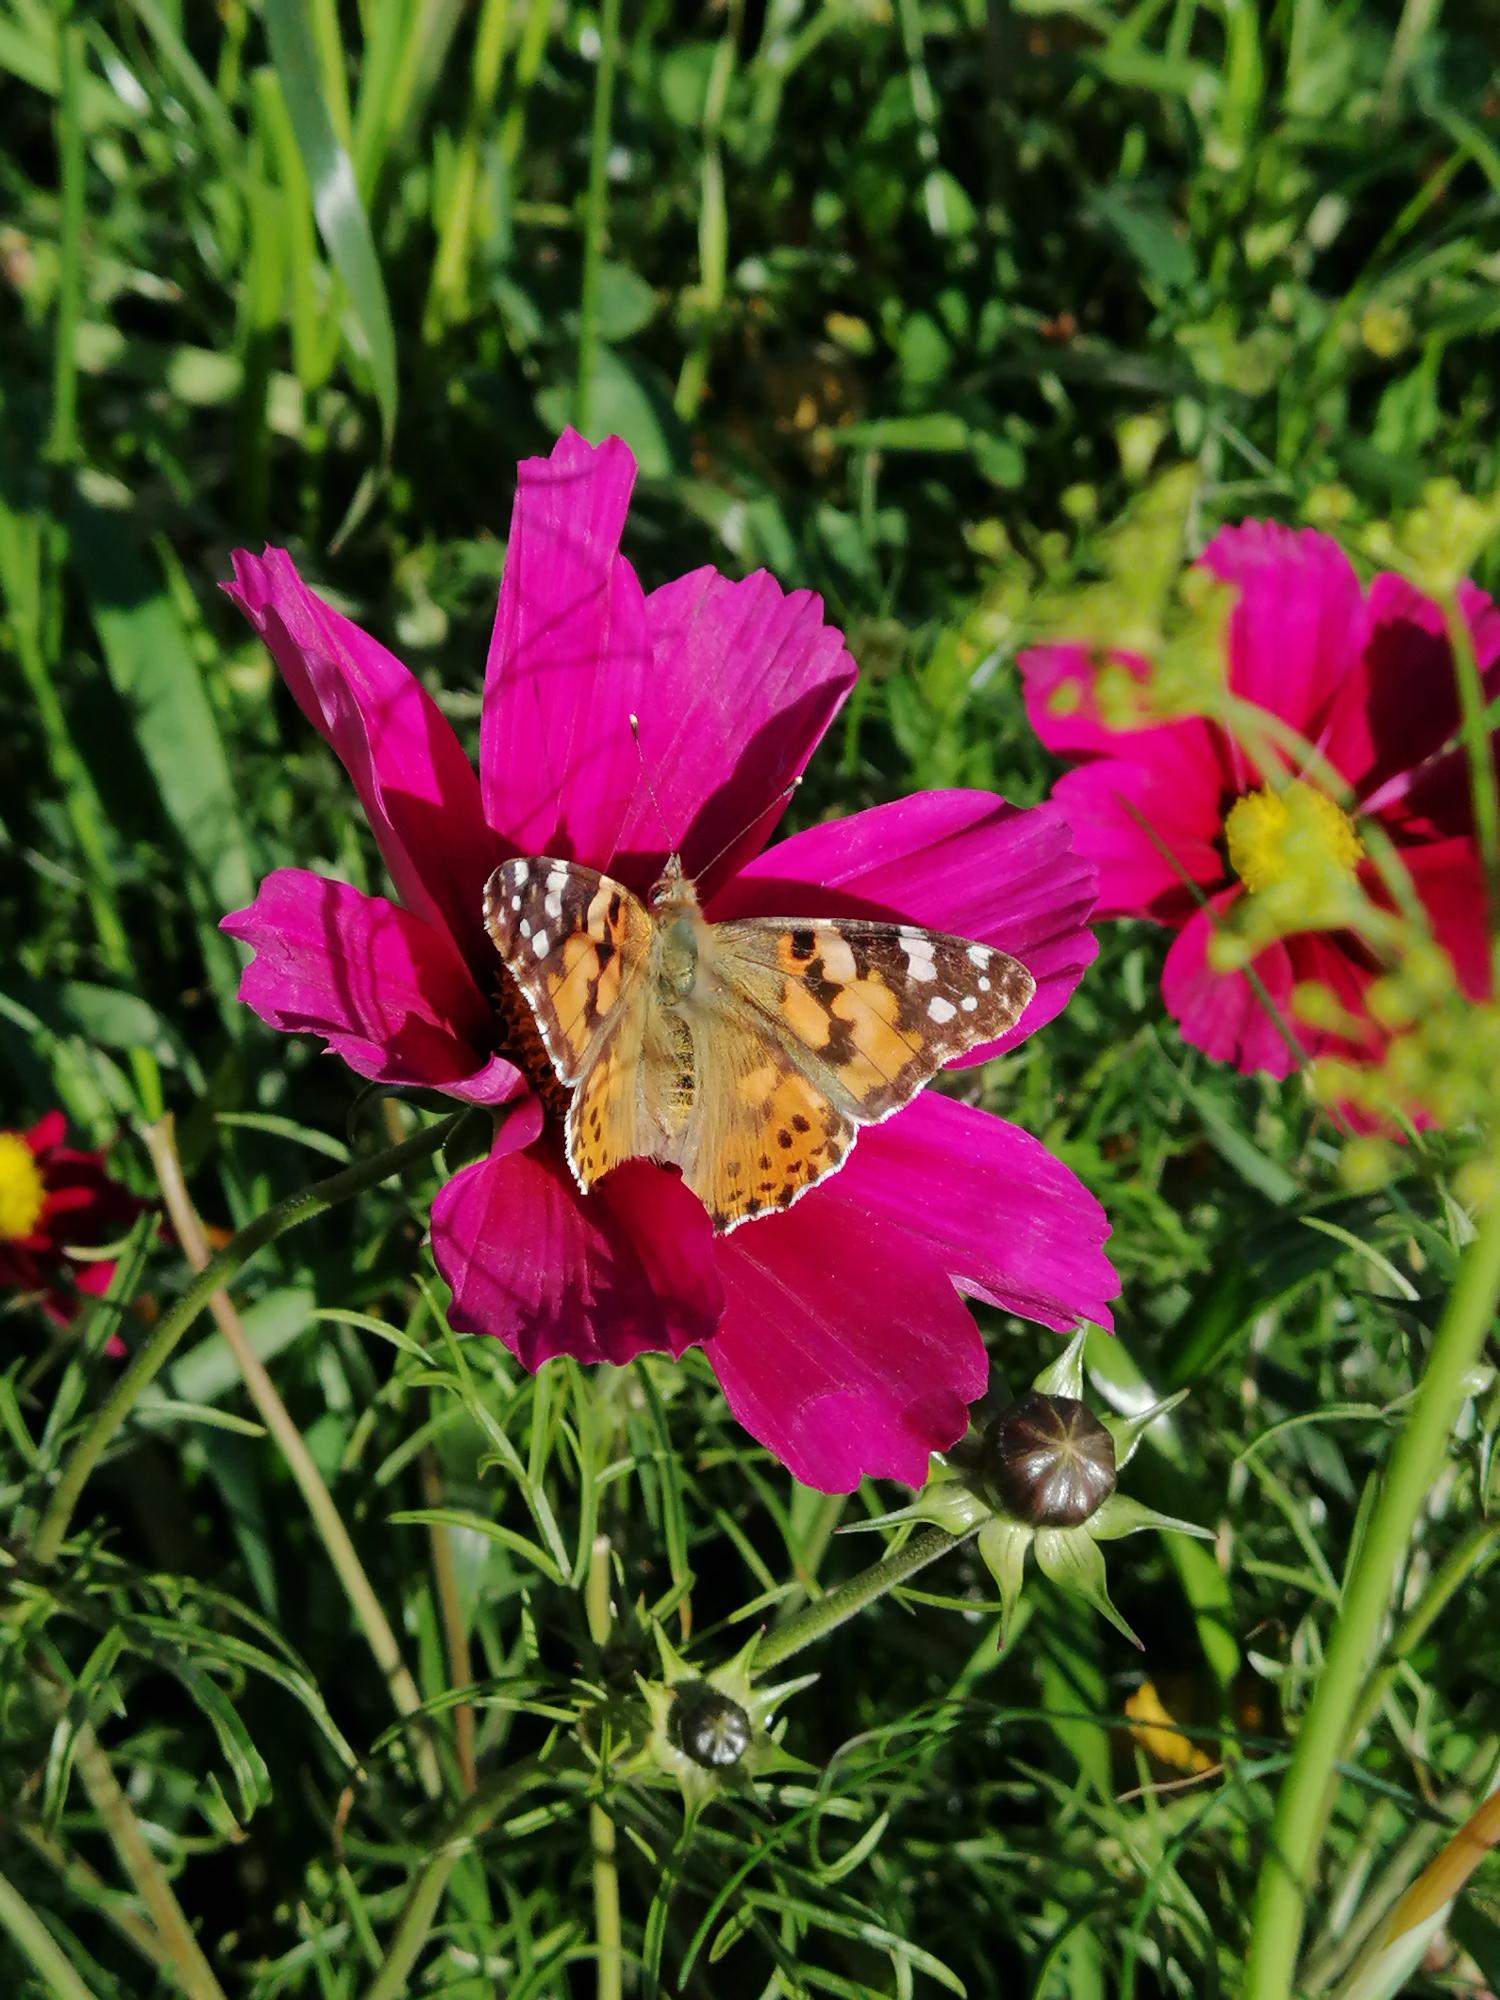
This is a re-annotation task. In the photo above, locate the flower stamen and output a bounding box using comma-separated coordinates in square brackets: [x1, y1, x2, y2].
[1224, 780, 1363, 896]
[0, 1132, 46, 1242]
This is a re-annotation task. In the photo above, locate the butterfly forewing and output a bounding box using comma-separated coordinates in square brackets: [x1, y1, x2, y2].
[483, 857, 653, 1087]
[708, 918, 1035, 1121]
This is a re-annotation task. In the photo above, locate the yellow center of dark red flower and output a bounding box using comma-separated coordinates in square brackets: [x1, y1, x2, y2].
[1224, 780, 1364, 896]
[0, 1132, 46, 1241]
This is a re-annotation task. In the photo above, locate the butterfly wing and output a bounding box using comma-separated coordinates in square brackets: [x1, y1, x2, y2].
[665, 1005, 858, 1232]
[711, 918, 1035, 1115]
[674, 918, 1034, 1230]
[484, 858, 658, 1186]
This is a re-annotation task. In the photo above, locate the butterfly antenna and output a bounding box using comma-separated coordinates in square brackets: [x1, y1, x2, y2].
[628, 713, 675, 854]
[693, 775, 802, 883]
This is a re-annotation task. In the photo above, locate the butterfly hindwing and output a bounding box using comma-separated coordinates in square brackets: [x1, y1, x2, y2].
[667, 1004, 857, 1231]
[708, 918, 1035, 1121]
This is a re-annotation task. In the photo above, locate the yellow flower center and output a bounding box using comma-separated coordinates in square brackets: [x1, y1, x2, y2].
[1224, 780, 1364, 896]
[0, 1132, 47, 1241]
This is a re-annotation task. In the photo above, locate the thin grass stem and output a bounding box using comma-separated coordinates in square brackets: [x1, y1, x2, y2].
[70, 1720, 230, 2000]
[0, 1861, 99, 2000]
[139, 1116, 444, 1801]
[32, 1112, 462, 1568]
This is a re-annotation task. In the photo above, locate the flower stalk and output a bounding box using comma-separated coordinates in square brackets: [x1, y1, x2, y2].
[754, 1524, 974, 1672]
[1243, 1176, 1500, 2000]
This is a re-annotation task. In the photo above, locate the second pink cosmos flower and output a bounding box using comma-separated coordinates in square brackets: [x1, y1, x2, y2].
[1021, 524, 1499, 1091]
[222, 431, 1116, 1492]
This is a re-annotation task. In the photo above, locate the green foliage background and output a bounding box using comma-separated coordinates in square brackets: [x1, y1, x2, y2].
[2, 1, 1500, 1995]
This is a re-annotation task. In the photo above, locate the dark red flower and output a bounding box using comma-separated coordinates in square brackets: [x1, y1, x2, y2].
[0, 1113, 144, 1339]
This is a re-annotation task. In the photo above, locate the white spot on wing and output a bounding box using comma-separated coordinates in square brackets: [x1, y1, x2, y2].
[519, 919, 532, 938]
[978, 976, 991, 992]
[900, 934, 937, 982]
[819, 932, 858, 982]
[967, 945, 991, 967]
[511, 894, 523, 912]
[928, 995, 957, 1024]
[531, 931, 550, 957]
[961, 995, 978, 1012]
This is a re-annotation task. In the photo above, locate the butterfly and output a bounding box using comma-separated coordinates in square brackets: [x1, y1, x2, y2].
[484, 853, 1035, 1233]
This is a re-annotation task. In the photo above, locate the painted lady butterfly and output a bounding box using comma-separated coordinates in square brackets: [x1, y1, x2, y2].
[484, 854, 1034, 1232]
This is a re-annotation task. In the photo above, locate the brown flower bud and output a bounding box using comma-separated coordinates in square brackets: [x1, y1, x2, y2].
[668, 1682, 753, 1770]
[982, 1390, 1117, 1528]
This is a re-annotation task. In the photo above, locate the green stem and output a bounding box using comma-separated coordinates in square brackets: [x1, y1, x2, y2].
[673, 16, 737, 421]
[361, 1758, 553, 2000]
[0, 1861, 99, 2000]
[1242, 1183, 1500, 2000]
[591, 1803, 623, 2000]
[424, 0, 511, 335]
[15, 1820, 174, 1977]
[586, 1535, 623, 2000]
[48, 21, 84, 472]
[140, 1116, 444, 1801]
[18, 21, 163, 1119]
[1345, 1515, 1500, 1748]
[32, 1112, 462, 1567]
[754, 1525, 973, 1673]
[574, 0, 622, 433]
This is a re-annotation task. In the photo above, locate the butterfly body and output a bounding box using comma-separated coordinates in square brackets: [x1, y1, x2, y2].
[485, 854, 1035, 1232]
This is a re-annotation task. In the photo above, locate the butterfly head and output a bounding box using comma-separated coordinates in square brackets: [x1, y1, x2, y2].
[645, 854, 704, 1000]
[646, 852, 700, 916]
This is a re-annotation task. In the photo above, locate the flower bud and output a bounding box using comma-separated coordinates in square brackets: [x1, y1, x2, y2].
[668, 1682, 753, 1771]
[633, 1629, 816, 1815]
[982, 1390, 1116, 1528]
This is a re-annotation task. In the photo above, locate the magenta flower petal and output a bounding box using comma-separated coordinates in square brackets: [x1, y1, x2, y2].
[226, 551, 492, 969]
[26, 1110, 68, 1154]
[1020, 641, 1228, 771]
[1397, 839, 1493, 999]
[432, 1102, 724, 1369]
[221, 869, 523, 1104]
[1161, 893, 1380, 1077]
[1203, 522, 1366, 746]
[1051, 759, 1226, 922]
[1328, 572, 1500, 804]
[479, 431, 651, 865]
[837, 1093, 1117, 1331]
[616, 568, 857, 888]
[1160, 894, 1300, 1077]
[715, 790, 1097, 1061]
[707, 1189, 989, 1491]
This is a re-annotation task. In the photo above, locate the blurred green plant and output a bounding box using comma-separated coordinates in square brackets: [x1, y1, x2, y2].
[4, 1, 1500, 1995]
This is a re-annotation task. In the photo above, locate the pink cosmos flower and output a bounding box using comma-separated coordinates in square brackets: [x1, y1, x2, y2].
[1021, 522, 1498, 1088]
[221, 431, 1116, 1491]
[0, 1113, 144, 1338]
